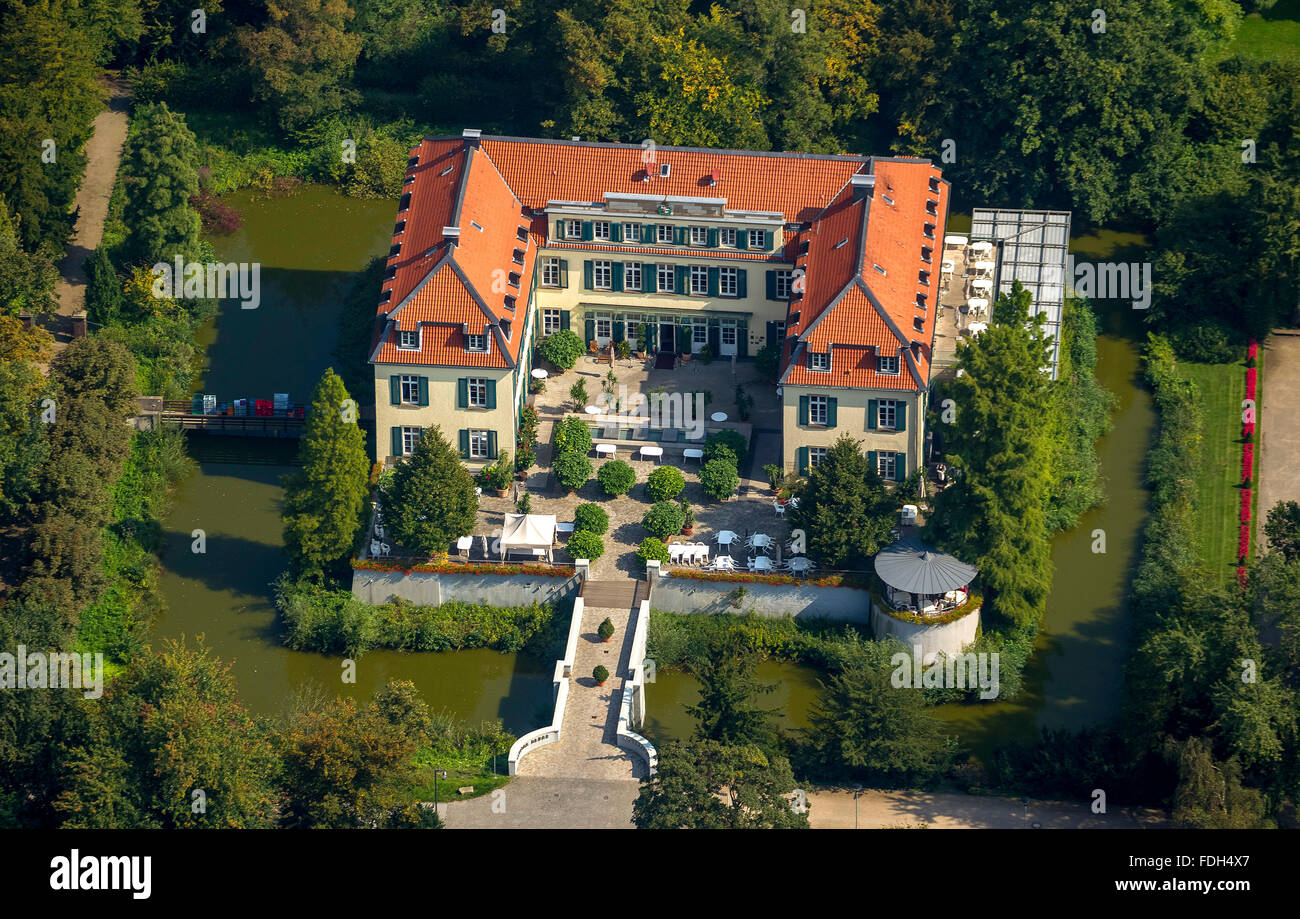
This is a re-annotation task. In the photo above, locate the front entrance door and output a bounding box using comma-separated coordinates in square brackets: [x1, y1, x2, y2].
[595, 317, 612, 347]
[658, 322, 675, 353]
[720, 322, 738, 356]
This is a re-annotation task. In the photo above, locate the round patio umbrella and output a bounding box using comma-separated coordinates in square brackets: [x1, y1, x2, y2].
[973, 260, 996, 272]
[967, 321, 989, 335]
[874, 538, 977, 595]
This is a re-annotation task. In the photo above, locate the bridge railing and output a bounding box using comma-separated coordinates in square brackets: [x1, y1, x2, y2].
[507, 595, 585, 775]
[616, 598, 658, 776]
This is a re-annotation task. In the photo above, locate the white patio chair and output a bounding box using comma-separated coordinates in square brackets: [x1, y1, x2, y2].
[370, 539, 381, 557]
[378, 543, 391, 557]
[773, 499, 786, 517]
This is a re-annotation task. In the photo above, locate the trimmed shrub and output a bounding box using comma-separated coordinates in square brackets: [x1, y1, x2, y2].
[637, 537, 672, 565]
[700, 457, 740, 500]
[553, 450, 592, 492]
[573, 503, 609, 536]
[597, 459, 636, 496]
[553, 415, 593, 455]
[642, 500, 685, 539]
[538, 329, 583, 369]
[598, 617, 615, 640]
[646, 466, 686, 502]
[593, 664, 609, 684]
[568, 530, 604, 561]
[704, 429, 748, 466]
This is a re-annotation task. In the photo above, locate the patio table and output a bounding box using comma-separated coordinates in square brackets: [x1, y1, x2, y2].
[748, 533, 773, 550]
[584, 405, 602, 415]
[710, 555, 736, 571]
[683, 448, 704, 462]
[787, 556, 815, 573]
[749, 556, 774, 572]
[456, 536, 473, 558]
[595, 443, 617, 457]
[715, 530, 739, 548]
[710, 412, 728, 422]
[639, 446, 664, 462]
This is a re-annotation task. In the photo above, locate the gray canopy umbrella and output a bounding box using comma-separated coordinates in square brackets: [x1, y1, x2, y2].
[874, 538, 977, 595]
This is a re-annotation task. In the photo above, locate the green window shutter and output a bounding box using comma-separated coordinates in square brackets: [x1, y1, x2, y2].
[560, 310, 570, 330]
[797, 446, 809, 476]
[765, 271, 776, 300]
[555, 220, 565, 240]
[459, 429, 470, 458]
[581, 221, 593, 241]
[707, 267, 719, 297]
[798, 395, 809, 426]
[737, 231, 748, 251]
[583, 260, 594, 290]
[764, 230, 773, 250]
[645, 224, 656, 243]
[867, 399, 878, 429]
[707, 228, 718, 247]
[391, 427, 402, 458]
[708, 325, 720, 354]
[418, 376, 429, 406]
[868, 450, 878, 473]
[674, 226, 687, 245]
[612, 262, 624, 292]
[676, 266, 688, 295]
[457, 378, 468, 409]
[389, 375, 400, 405]
[612, 223, 623, 242]
[827, 398, 837, 428]
[486, 381, 496, 410]
[644, 263, 656, 293]
[896, 452, 907, 481]
[897, 402, 907, 432]
[613, 320, 625, 342]
[487, 431, 498, 459]
[585, 318, 595, 342]
[737, 269, 748, 299]
[737, 321, 748, 357]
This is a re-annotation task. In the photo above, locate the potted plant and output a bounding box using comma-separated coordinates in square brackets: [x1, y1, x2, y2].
[598, 617, 615, 642]
[680, 499, 694, 536]
[515, 444, 536, 478]
[593, 664, 609, 687]
[485, 452, 512, 497]
[614, 339, 631, 360]
[764, 464, 784, 492]
[679, 337, 691, 363]
[636, 323, 649, 358]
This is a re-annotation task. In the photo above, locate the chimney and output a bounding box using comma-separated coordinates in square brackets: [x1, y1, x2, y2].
[462, 128, 482, 148]
[850, 174, 875, 200]
[708, 169, 721, 186]
[442, 226, 461, 244]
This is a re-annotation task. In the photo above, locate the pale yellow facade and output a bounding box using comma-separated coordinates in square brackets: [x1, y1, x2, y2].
[780, 384, 926, 481]
[374, 360, 516, 469]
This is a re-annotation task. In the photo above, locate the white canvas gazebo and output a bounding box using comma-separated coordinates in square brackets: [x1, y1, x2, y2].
[499, 513, 557, 561]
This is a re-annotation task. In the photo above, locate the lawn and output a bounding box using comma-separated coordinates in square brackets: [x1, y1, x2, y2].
[405, 735, 512, 804]
[1174, 357, 1255, 584]
[1230, 0, 1300, 62]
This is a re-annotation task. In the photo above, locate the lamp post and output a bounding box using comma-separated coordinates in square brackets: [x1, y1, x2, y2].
[853, 784, 864, 830]
[434, 769, 448, 815]
[1020, 795, 1030, 828]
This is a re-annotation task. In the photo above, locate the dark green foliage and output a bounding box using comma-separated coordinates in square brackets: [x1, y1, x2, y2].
[703, 429, 747, 467]
[645, 466, 685, 502]
[642, 500, 685, 540]
[593, 664, 609, 683]
[788, 435, 893, 569]
[386, 426, 477, 555]
[567, 530, 604, 561]
[552, 450, 592, 492]
[598, 617, 615, 640]
[698, 457, 739, 501]
[84, 247, 125, 325]
[573, 502, 608, 536]
[637, 537, 671, 565]
[1265, 500, 1300, 561]
[537, 329, 583, 370]
[687, 630, 777, 754]
[552, 415, 593, 455]
[282, 369, 370, 580]
[122, 103, 202, 263]
[1170, 737, 1271, 829]
[753, 343, 780, 382]
[597, 458, 636, 496]
[0, 198, 57, 316]
[633, 739, 808, 829]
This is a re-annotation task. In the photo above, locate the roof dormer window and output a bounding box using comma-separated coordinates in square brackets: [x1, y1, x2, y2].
[516, 226, 528, 241]
[512, 248, 525, 265]
[913, 316, 925, 331]
[809, 351, 830, 372]
[504, 295, 517, 311]
[923, 223, 936, 239]
[394, 219, 407, 235]
[399, 192, 412, 211]
[465, 332, 488, 353]
[928, 176, 940, 193]
[508, 271, 521, 287]
[926, 199, 938, 216]
[921, 246, 933, 262]
[919, 270, 930, 286]
[398, 329, 419, 349]
[916, 293, 928, 309]
[403, 174, 415, 186]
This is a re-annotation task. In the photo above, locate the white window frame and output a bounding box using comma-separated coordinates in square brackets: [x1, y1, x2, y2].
[657, 263, 675, 292]
[624, 262, 641, 292]
[809, 351, 830, 372]
[401, 426, 422, 455]
[878, 399, 897, 429]
[775, 270, 793, 300]
[656, 225, 675, 244]
[542, 309, 562, 336]
[465, 333, 488, 353]
[593, 220, 611, 241]
[719, 267, 738, 297]
[692, 320, 708, 346]
[398, 329, 419, 350]
[809, 446, 828, 469]
[721, 323, 738, 352]
[565, 219, 581, 239]
[690, 226, 707, 246]
[541, 257, 560, 287]
[469, 430, 490, 460]
[467, 377, 488, 408]
[689, 265, 708, 295]
[748, 229, 766, 250]
[622, 223, 641, 243]
[720, 228, 738, 247]
[593, 260, 612, 290]
[877, 451, 898, 480]
[400, 375, 420, 405]
[808, 395, 829, 426]
[878, 354, 900, 375]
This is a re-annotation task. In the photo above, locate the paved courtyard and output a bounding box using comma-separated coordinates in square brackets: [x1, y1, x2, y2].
[1256, 332, 1300, 553]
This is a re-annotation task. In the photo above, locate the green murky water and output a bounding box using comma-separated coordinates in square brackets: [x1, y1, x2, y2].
[154, 185, 552, 728]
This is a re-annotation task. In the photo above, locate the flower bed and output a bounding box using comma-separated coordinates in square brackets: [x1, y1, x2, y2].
[1237, 340, 1259, 567]
[352, 558, 572, 577]
[666, 568, 872, 590]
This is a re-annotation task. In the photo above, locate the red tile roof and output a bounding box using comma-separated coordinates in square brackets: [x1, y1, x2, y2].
[373, 135, 947, 381]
